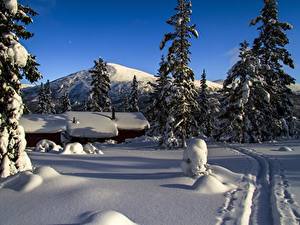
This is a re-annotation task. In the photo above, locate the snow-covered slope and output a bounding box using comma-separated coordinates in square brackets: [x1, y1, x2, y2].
[290, 83, 300, 94]
[22, 63, 222, 112]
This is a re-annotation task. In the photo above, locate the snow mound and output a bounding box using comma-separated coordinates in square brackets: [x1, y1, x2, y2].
[181, 139, 208, 177]
[278, 146, 293, 152]
[1, 166, 60, 192]
[61, 142, 86, 155]
[83, 143, 104, 155]
[209, 165, 242, 184]
[35, 166, 60, 180]
[35, 139, 63, 153]
[193, 174, 232, 194]
[3, 171, 43, 193]
[192, 165, 241, 194]
[81, 210, 138, 225]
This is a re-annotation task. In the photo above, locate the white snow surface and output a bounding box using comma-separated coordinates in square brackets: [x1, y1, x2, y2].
[2, 140, 300, 225]
[108, 112, 150, 131]
[0, 142, 256, 225]
[0, 166, 59, 193]
[81, 210, 138, 225]
[278, 146, 293, 152]
[65, 111, 118, 138]
[20, 114, 67, 133]
[193, 165, 241, 194]
[108, 63, 155, 83]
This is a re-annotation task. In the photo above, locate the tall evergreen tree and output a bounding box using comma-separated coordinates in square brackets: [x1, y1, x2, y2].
[197, 70, 213, 137]
[216, 41, 271, 143]
[122, 95, 129, 112]
[160, 0, 199, 148]
[0, 0, 42, 177]
[44, 80, 55, 114]
[147, 56, 173, 141]
[89, 58, 112, 112]
[251, 0, 296, 137]
[60, 92, 72, 113]
[37, 82, 47, 114]
[128, 75, 139, 112]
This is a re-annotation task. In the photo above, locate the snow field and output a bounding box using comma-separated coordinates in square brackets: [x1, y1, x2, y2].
[0, 143, 255, 225]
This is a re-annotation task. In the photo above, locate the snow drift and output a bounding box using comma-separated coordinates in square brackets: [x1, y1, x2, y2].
[193, 165, 242, 194]
[1, 166, 59, 193]
[81, 210, 138, 225]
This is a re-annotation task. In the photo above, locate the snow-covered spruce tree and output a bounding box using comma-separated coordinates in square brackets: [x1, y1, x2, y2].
[44, 80, 55, 114]
[216, 41, 271, 143]
[147, 56, 173, 142]
[197, 70, 213, 137]
[60, 92, 72, 113]
[89, 58, 112, 112]
[37, 82, 47, 114]
[128, 75, 139, 112]
[251, 0, 296, 138]
[0, 0, 42, 177]
[160, 0, 199, 148]
[122, 94, 129, 112]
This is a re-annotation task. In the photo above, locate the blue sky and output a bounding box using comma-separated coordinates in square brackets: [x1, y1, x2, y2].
[20, 0, 300, 83]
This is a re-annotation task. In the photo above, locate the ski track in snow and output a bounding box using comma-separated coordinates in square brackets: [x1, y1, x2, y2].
[231, 146, 300, 225]
[215, 147, 258, 225]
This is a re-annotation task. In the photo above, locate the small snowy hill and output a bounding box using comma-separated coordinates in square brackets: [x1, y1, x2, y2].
[22, 63, 222, 111]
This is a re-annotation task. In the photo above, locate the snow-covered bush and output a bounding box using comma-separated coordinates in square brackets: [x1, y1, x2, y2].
[35, 139, 62, 153]
[62, 142, 85, 155]
[83, 143, 103, 155]
[181, 139, 208, 177]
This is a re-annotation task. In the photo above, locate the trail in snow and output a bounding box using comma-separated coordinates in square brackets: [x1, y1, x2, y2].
[215, 147, 258, 225]
[232, 146, 300, 225]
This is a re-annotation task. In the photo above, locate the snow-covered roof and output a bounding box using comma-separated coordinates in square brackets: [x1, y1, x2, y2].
[92, 112, 150, 131]
[20, 112, 150, 139]
[20, 114, 67, 134]
[65, 111, 118, 139]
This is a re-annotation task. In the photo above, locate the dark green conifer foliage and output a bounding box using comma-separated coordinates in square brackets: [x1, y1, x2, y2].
[217, 41, 272, 143]
[44, 80, 55, 114]
[198, 70, 213, 137]
[61, 92, 72, 113]
[147, 56, 173, 141]
[251, 0, 296, 137]
[160, 0, 199, 148]
[89, 58, 112, 112]
[128, 75, 139, 112]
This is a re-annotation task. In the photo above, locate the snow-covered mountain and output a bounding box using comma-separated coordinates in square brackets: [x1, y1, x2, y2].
[22, 63, 222, 112]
